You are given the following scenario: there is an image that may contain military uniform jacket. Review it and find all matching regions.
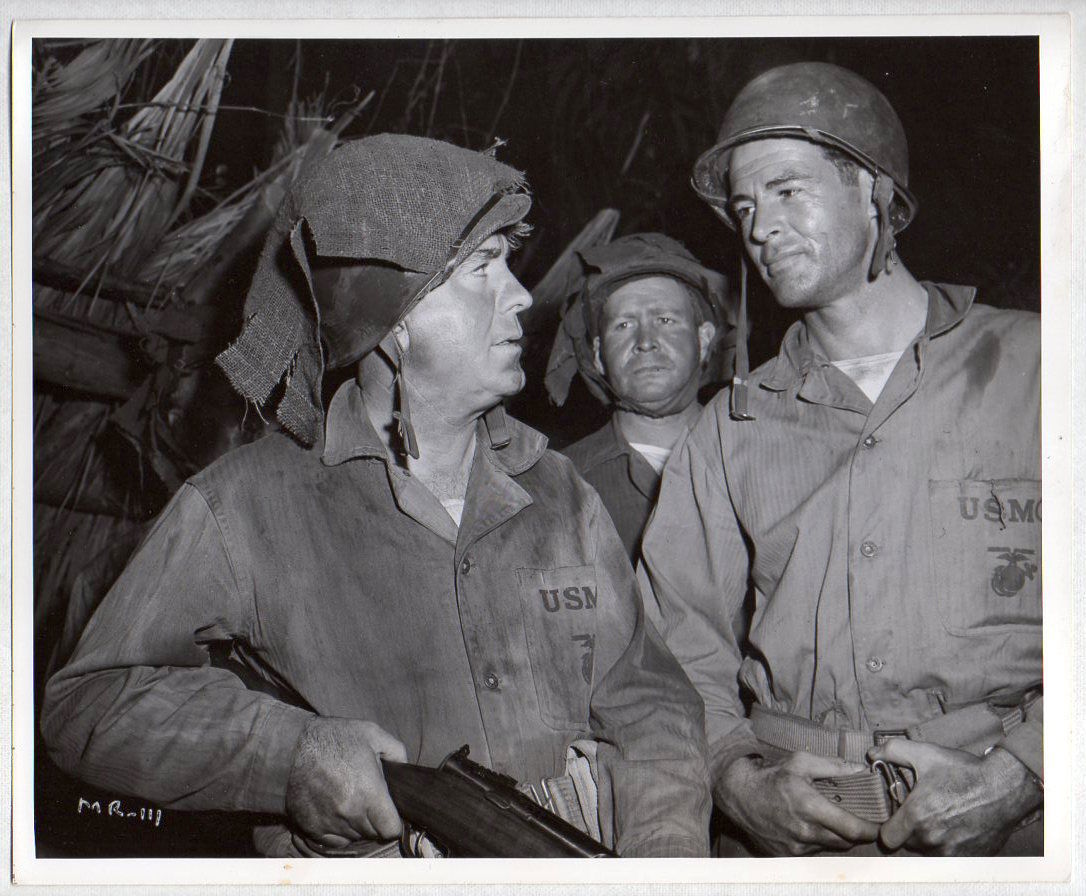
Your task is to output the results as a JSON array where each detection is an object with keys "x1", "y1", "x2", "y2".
[
  {"x1": 43, "y1": 381, "x2": 711, "y2": 857},
  {"x1": 641, "y1": 283, "x2": 1042, "y2": 783}
]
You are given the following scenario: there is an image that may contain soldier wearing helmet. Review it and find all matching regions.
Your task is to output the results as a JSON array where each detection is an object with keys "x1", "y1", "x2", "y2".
[
  {"x1": 544, "y1": 233, "x2": 734, "y2": 562},
  {"x1": 42, "y1": 135, "x2": 711, "y2": 858},
  {"x1": 641, "y1": 62, "x2": 1042, "y2": 856}
]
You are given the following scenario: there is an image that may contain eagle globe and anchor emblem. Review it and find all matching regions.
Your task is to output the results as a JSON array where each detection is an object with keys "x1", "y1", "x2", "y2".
[{"x1": 987, "y1": 547, "x2": 1038, "y2": 597}]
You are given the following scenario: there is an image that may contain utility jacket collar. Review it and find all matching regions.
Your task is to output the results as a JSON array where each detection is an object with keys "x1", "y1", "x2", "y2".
[
  {"x1": 320, "y1": 380, "x2": 548, "y2": 474},
  {"x1": 762, "y1": 282, "x2": 977, "y2": 392}
]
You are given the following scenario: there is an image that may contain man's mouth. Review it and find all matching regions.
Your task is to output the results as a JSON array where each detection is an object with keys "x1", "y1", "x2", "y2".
[
  {"x1": 763, "y1": 250, "x2": 802, "y2": 275},
  {"x1": 629, "y1": 362, "x2": 671, "y2": 375}
]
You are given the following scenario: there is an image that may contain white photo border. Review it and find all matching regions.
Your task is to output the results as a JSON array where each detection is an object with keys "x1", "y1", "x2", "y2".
[{"x1": 7, "y1": 9, "x2": 1076, "y2": 892}]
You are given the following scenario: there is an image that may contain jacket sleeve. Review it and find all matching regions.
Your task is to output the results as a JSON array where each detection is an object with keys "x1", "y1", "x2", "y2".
[
  {"x1": 638, "y1": 414, "x2": 763, "y2": 785},
  {"x1": 40, "y1": 482, "x2": 314, "y2": 815},
  {"x1": 586, "y1": 492, "x2": 711, "y2": 858}
]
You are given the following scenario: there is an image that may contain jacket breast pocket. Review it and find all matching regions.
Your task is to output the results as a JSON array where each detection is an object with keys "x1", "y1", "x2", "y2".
[
  {"x1": 515, "y1": 565, "x2": 599, "y2": 731},
  {"x1": 929, "y1": 479, "x2": 1041, "y2": 634}
]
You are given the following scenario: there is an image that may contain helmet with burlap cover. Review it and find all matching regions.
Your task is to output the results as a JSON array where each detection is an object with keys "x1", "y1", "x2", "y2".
[
  {"x1": 691, "y1": 61, "x2": 918, "y2": 249},
  {"x1": 216, "y1": 134, "x2": 530, "y2": 449}
]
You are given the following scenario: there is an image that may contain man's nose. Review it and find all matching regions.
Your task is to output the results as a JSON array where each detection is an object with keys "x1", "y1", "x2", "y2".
[
  {"x1": 498, "y1": 265, "x2": 533, "y2": 314},
  {"x1": 634, "y1": 323, "x2": 658, "y2": 351},
  {"x1": 748, "y1": 203, "x2": 780, "y2": 245}
]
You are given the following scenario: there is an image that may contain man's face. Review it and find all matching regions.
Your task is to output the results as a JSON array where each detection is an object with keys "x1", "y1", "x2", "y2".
[
  {"x1": 593, "y1": 276, "x2": 715, "y2": 415},
  {"x1": 400, "y1": 233, "x2": 533, "y2": 418},
  {"x1": 727, "y1": 137, "x2": 875, "y2": 309}
]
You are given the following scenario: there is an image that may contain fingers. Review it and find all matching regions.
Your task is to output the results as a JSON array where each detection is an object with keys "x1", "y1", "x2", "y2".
[
  {"x1": 878, "y1": 802, "x2": 916, "y2": 851},
  {"x1": 361, "y1": 770, "x2": 404, "y2": 840},
  {"x1": 868, "y1": 737, "x2": 952, "y2": 775}
]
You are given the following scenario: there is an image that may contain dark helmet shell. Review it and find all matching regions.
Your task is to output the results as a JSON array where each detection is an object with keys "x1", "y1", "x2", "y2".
[{"x1": 691, "y1": 62, "x2": 917, "y2": 231}]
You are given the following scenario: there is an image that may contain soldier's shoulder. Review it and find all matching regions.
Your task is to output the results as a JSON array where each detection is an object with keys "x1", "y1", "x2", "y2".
[
  {"x1": 965, "y1": 301, "x2": 1040, "y2": 336},
  {"x1": 561, "y1": 422, "x2": 621, "y2": 474},
  {"x1": 189, "y1": 431, "x2": 317, "y2": 498}
]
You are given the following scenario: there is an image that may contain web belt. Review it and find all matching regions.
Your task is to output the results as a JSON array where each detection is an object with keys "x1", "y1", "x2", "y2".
[{"x1": 749, "y1": 699, "x2": 1034, "y2": 824}]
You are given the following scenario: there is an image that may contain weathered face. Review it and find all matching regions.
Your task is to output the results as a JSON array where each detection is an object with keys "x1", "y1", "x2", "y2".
[
  {"x1": 399, "y1": 233, "x2": 533, "y2": 418},
  {"x1": 593, "y1": 275, "x2": 715, "y2": 415},
  {"x1": 727, "y1": 137, "x2": 875, "y2": 309}
]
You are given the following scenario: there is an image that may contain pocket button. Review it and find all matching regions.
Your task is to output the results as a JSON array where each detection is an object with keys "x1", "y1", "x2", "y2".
[
  {"x1": 865, "y1": 657, "x2": 884, "y2": 673},
  {"x1": 482, "y1": 671, "x2": 500, "y2": 690},
  {"x1": 860, "y1": 541, "x2": 878, "y2": 558}
]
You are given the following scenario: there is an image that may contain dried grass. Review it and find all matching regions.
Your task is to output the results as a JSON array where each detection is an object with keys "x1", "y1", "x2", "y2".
[{"x1": 34, "y1": 40, "x2": 234, "y2": 280}]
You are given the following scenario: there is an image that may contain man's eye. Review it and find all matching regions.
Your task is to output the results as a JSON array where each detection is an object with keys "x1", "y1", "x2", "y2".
[
  {"x1": 732, "y1": 205, "x2": 753, "y2": 220},
  {"x1": 658, "y1": 316, "x2": 674, "y2": 325},
  {"x1": 779, "y1": 187, "x2": 800, "y2": 198}
]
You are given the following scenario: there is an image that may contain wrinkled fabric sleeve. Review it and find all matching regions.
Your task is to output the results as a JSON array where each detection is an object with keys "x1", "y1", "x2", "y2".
[
  {"x1": 40, "y1": 483, "x2": 314, "y2": 815},
  {"x1": 586, "y1": 493, "x2": 711, "y2": 858},
  {"x1": 638, "y1": 415, "x2": 762, "y2": 785}
]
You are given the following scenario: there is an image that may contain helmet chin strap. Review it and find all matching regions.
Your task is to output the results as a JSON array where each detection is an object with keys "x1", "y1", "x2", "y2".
[
  {"x1": 483, "y1": 404, "x2": 511, "y2": 449},
  {"x1": 869, "y1": 171, "x2": 897, "y2": 279},
  {"x1": 729, "y1": 256, "x2": 755, "y2": 421},
  {"x1": 375, "y1": 333, "x2": 420, "y2": 460}
]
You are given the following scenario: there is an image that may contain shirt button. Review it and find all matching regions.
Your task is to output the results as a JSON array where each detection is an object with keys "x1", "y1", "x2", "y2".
[
  {"x1": 862, "y1": 435, "x2": 878, "y2": 449},
  {"x1": 460, "y1": 557, "x2": 472, "y2": 575},
  {"x1": 865, "y1": 657, "x2": 885, "y2": 673},
  {"x1": 860, "y1": 541, "x2": 878, "y2": 558},
  {"x1": 482, "y1": 671, "x2": 500, "y2": 690}
]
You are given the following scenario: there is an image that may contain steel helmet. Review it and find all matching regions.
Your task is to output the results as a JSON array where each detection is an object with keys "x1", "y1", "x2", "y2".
[
  {"x1": 690, "y1": 63, "x2": 918, "y2": 423},
  {"x1": 691, "y1": 61, "x2": 918, "y2": 234},
  {"x1": 544, "y1": 233, "x2": 735, "y2": 414}
]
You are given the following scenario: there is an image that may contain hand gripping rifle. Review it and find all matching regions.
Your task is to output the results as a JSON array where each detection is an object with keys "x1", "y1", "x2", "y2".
[{"x1": 381, "y1": 745, "x2": 617, "y2": 857}]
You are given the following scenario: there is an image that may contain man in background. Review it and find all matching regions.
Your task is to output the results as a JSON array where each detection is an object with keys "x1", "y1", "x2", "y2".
[{"x1": 545, "y1": 234, "x2": 733, "y2": 562}]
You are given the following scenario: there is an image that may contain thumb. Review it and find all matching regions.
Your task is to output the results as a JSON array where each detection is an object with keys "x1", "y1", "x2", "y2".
[
  {"x1": 360, "y1": 722, "x2": 409, "y2": 763},
  {"x1": 867, "y1": 737, "x2": 945, "y2": 775}
]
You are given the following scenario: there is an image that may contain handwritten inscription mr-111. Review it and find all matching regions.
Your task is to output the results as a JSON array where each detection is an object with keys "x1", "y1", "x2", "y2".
[{"x1": 77, "y1": 797, "x2": 163, "y2": 828}]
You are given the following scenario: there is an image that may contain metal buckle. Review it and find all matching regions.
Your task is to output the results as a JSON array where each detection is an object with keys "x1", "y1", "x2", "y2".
[
  {"x1": 871, "y1": 758, "x2": 912, "y2": 807},
  {"x1": 872, "y1": 728, "x2": 907, "y2": 745}
]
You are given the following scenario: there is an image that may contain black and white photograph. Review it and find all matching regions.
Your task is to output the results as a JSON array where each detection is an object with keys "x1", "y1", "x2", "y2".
[{"x1": 7, "y1": 9, "x2": 1076, "y2": 891}]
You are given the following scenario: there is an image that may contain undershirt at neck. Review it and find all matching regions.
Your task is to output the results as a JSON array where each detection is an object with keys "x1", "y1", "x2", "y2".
[
  {"x1": 629, "y1": 442, "x2": 672, "y2": 475},
  {"x1": 440, "y1": 498, "x2": 465, "y2": 527},
  {"x1": 830, "y1": 349, "x2": 904, "y2": 403}
]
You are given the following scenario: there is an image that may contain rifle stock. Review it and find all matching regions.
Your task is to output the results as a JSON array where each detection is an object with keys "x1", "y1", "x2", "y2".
[{"x1": 382, "y1": 746, "x2": 617, "y2": 857}]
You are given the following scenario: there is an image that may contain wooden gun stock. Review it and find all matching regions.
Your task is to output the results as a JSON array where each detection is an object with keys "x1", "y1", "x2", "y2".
[{"x1": 382, "y1": 746, "x2": 617, "y2": 858}]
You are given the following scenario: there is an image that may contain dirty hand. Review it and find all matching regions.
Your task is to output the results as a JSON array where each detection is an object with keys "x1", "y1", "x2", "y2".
[
  {"x1": 868, "y1": 740, "x2": 1042, "y2": 855},
  {"x1": 285, "y1": 716, "x2": 408, "y2": 849},
  {"x1": 714, "y1": 752, "x2": 881, "y2": 855}
]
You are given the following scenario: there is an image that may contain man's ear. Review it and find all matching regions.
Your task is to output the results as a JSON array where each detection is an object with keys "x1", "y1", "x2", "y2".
[
  {"x1": 858, "y1": 168, "x2": 878, "y2": 220},
  {"x1": 697, "y1": 321, "x2": 717, "y2": 364},
  {"x1": 592, "y1": 336, "x2": 606, "y2": 378}
]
